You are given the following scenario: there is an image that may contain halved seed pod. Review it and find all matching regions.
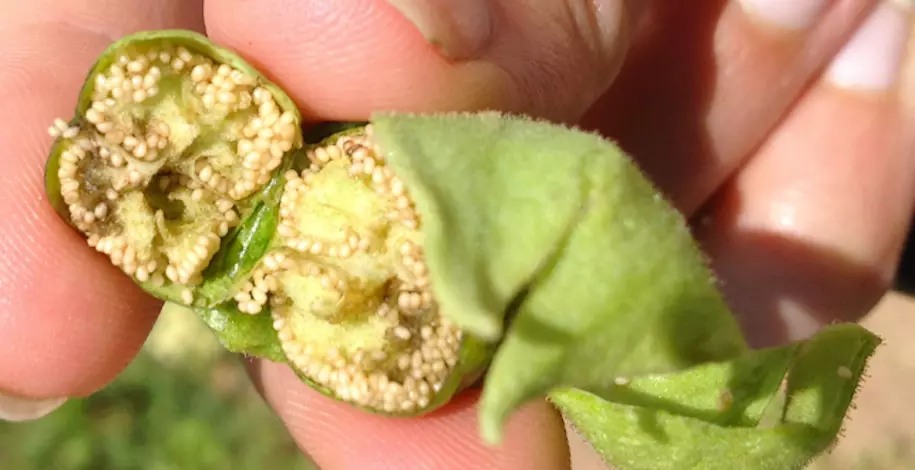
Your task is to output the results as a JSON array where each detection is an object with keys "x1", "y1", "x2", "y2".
[
  {"x1": 44, "y1": 30, "x2": 303, "y2": 307},
  {"x1": 236, "y1": 125, "x2": 491, "y2": 416}
]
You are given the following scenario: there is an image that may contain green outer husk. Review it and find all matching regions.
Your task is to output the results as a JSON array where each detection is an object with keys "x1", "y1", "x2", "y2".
[
  {"x1": 192, "y1": 301, "x2": 286, "y2": 363},
  {"x1": 43, "y1": 29, "x2": 303, "y2": 308}
]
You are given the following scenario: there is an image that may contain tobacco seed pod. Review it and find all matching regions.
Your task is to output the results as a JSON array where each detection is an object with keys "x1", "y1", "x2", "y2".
[
  {"x1": 236, "y1": 125, "x2": 491, "y2": 416},
  {"x1": 44, "y1": 30, "x2": 303, "y2": 307}
]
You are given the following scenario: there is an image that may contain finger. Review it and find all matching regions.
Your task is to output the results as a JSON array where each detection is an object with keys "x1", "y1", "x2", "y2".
[
  {"x1": 579, "y1": 0, "x2": 878, "y2": 214},
  {"x1": 694, "y1": 1, "x2": 915, "y2": 347},
  {"x1": 565, "y1": 418, "x2": 613, "y2": 470},
  {"x1": 204, "y1": 0, "x2": 636, "y2": 124},
  {"x1": 0, "y1": 1, "x2": 204, "y2": 408},
  {"x1": 250, "y1": 360, "x2": 571, "y2": 470}
]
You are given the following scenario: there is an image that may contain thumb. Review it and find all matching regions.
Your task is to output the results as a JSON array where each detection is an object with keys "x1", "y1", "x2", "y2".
[{"x1": 204, "y1": 0, "x2": 638, "y2": 123}]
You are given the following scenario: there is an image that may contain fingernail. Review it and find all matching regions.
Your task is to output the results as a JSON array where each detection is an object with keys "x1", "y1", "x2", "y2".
[
  {"x1": 384, "y1": 0, "x2": 494, "y2": 60},
  {"x1": 740, "y1": 0, "x2": 829, "y2": 30},
  {"x1": 0, "y1": 391, "x2": 67, "y2": 422},
  {"x1": 825, "y1": 2, "x2": 912, "y2": 92}
]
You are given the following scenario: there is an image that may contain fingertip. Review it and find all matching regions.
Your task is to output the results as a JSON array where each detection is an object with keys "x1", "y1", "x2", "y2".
[
  {"x1": 694, "y1": 50, "x2": 914, "y2": 346},
  {"x1": 205, "y1": 0, "x2": 630, "y2": 123},
  {"x1": 204, "y1": 0, "x2": 506, "y2": 121},
  {"x1": 254, "y1": 360, "x2": 571, "y2": 470},
  {"x1": 0, "y1": 194, "x2": 161, "y2": 397}
]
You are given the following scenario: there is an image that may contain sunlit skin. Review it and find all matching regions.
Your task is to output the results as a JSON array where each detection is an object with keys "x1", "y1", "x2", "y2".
[{"x1": 1, "y1": 1, "x2": 914, "y2": 470}]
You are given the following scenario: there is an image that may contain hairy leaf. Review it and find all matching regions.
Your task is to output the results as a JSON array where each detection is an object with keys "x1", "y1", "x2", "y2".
[
  {"x1": 551, "y1": 324, "x2": 879, "y2": 470},
  {"x1": 371, "y1": 112, "x2": 749, "y2": 442}
]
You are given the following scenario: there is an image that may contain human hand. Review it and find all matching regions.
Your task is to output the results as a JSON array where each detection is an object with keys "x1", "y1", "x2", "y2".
[{"x1": 1, "y1": 1, "x2": 912, "y2": 469}]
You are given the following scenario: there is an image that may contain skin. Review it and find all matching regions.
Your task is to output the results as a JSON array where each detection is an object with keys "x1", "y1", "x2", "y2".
[{"x1": 0, "y1": 0, "x2": 913, "y2": 469}]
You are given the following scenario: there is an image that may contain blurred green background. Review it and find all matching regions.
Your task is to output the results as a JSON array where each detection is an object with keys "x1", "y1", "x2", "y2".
[
  {"x1": 3, "y1": 295, "x2": 915, "y2": 470},
  {"x1": 0, "y1": 304, "x2": 317, "y2": 470}
]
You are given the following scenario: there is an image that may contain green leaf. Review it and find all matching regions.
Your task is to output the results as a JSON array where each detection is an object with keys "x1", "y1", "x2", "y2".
[
  {"x1": 371, "y1": 112, "x2": 749, "y2": 442},
  {"x1": 551, "y1": 323, "x2": 880, "y2": 470},
  {"x1": 194, "y1": 169, "x2": 288, "y2": 307}
]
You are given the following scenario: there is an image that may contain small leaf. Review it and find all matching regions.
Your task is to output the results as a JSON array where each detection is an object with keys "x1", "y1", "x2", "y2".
[
  {"x1": 195, "y1": 175, "x2": 286, "y2": 307},
  {"x1": 371, "y1": 112, "x2": 748, "y2": 442},
  {"x1": 550, "y1": 323, "x2": 880, "y2": 470}
]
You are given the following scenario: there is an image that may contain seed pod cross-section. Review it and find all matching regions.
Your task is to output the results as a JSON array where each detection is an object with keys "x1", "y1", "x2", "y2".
[
  {"x1": 44, "y1": 30, "x2": 304, "y2": 307},
  {"x1": 234, "y1": 126, "x2": 491, "y2": 416}
]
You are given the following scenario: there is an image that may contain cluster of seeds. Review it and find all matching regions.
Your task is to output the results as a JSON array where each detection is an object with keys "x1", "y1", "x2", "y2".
[
  {"x1": 234, "y1": 127, "x2": 464, "y2": 413},
  {"x1": 185, "y1": 70, "x2": 298, "y2": 201},
  {"x1": 48, "y1": 41, "x2": 300, "y2": 302},
  {"x1": 274, "y1": 305, "x2": 462, "y2": 413},
  {"x1": 316, "y1": 131, "x2": 420, "y2": 230},
  {"x1": 85, "y1": 43, "x2": 298, "y2": 201},
  {"x1": 234, "y1": 250, "x2": 284, "y2": 315},
  {"x1": 276, "y1": 170, "x2": 374, "y2": 258}
]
